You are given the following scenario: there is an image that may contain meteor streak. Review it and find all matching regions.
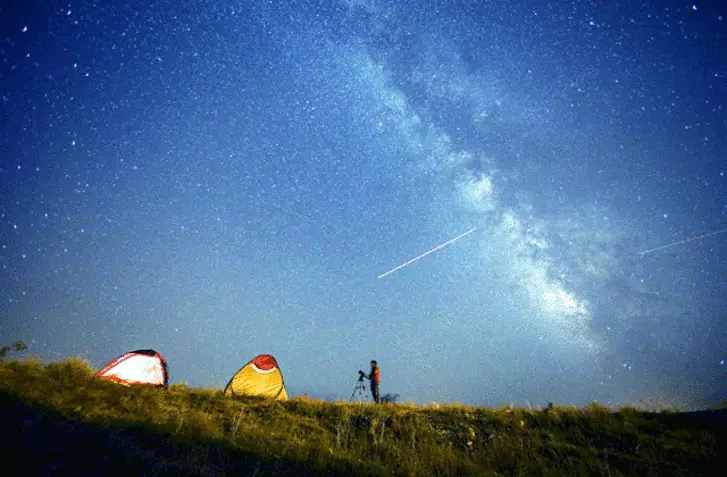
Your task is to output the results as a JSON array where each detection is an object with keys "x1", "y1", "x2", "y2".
[
  {"x1": 637, "y1": 228, "x2": 727, "y2": 256},
  {"x1": 378, "y1": 228, "x2": 477, "y2": 279}
]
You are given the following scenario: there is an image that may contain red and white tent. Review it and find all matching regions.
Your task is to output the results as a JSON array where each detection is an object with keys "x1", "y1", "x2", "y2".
[{"x1": 97, "y1": 349, "x2": 169, "y2": 388}]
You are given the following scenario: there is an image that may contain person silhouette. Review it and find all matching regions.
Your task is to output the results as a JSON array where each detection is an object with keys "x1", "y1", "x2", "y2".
[{"x1": 360, "y1": 360, "x2": 380, "y2": 403}]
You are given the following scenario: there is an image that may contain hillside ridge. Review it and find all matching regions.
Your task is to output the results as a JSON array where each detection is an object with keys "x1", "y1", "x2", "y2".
[{"x1": 1, "y1": 357, "x2": 724, "y2": 476}]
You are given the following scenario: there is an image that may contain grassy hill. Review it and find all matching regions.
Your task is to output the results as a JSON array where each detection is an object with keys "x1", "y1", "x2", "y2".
[{"x1": 0, "y1": 357, "x2": 724, "y2": 476}]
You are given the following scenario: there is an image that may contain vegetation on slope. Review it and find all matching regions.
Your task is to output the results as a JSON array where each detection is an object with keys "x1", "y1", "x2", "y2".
[{"x1": 0, "y1": 357, "x2": 724, "y2": 476}]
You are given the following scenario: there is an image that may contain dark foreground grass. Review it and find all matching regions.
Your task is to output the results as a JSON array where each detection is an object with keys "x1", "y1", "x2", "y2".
[{"x1": 0, "y1": 357, "x2": 724, "y2": 476}]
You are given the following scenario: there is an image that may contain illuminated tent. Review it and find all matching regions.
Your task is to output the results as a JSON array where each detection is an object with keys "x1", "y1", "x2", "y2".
[
  {"x1": 224, "y1": 354, "x2": 288, "y2": 400},
  {"x1": 96, "y1": 349, "x2": 169, "y2": 388}
]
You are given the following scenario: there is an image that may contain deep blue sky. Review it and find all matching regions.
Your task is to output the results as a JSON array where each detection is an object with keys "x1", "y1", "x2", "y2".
[{"x1": 1, "y1": 0, "x2": 726, "y2": 409}]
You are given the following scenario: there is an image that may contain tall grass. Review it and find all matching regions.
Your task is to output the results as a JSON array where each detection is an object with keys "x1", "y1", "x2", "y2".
[{"x1": 1, "y1": 357, "x2": 724, "y2": 476}]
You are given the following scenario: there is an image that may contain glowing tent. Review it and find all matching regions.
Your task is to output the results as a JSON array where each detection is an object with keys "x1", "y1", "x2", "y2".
[
  {"x1": 96, "y1": 349, "x2": 169, "y2": 388},
  {"x1": 224, "y1": 354, "x2": 288, "y2": 400}
]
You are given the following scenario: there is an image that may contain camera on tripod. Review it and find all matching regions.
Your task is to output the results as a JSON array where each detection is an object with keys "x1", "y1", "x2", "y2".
[{"x1": 351, "y1": 371, "x2": 368, "y2": 401}]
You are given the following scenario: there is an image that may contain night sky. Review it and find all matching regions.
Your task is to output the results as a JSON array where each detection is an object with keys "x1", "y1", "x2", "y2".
[{"x1": 2, "y1": 0, "x2": 726, "y2": 409}]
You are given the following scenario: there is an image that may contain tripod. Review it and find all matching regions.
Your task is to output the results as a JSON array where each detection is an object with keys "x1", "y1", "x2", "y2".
[{"x1": 350, "y1": 375, "x2": 369, "y2": 401}]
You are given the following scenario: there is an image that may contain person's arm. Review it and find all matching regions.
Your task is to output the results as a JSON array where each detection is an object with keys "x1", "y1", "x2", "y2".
[{"x1": 359, "y1": 370, "x2": 370, "y2": 380}]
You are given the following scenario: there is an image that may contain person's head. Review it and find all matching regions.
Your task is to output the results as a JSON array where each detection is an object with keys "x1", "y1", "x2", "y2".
[{"x1": 371, "y1": 360, "x2": 377, "y2": 368}]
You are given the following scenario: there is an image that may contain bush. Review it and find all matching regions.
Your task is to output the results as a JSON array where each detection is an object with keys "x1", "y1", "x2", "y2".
[{"x1": 0, "y1": 341, "x2": 28, "y2": 361}]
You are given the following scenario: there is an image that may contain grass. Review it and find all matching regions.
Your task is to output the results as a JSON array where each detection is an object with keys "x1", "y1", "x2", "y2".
[{"x1": 0, "y1": 356, "x2": 724, "y2": 476}]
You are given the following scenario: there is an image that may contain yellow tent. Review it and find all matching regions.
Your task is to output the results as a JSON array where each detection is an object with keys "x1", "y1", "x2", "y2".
[{"x1": 224, "y1": 354, "x2": 288, "y2": 400}]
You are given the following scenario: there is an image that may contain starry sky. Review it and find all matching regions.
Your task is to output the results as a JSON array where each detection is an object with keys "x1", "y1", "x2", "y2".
[{"x1": 1, "y1": 0, "x2": 726, "y2": 409}]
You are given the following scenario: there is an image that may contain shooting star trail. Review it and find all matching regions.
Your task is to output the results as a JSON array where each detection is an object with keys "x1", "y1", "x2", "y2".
[
  {"x1": 637, "y1": 228, "x2": 727, "y2": 256},
  {"x1": 378, "y1": 228, "x2": 477, "y2": 279}
]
